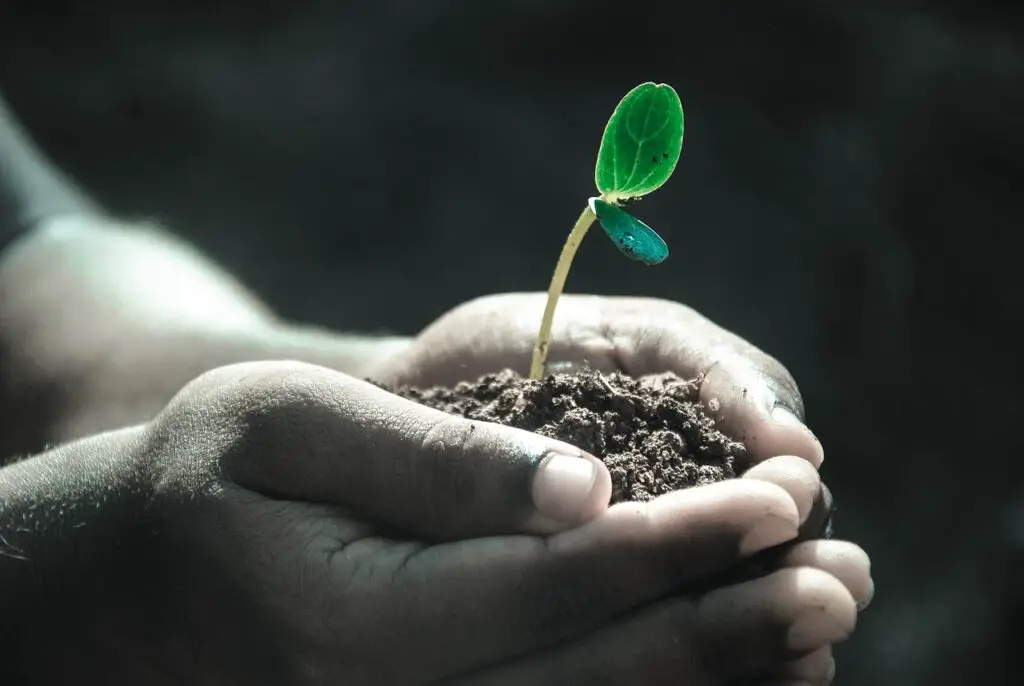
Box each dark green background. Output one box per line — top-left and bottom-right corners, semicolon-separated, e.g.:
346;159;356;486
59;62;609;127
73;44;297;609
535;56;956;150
2;1;1021;683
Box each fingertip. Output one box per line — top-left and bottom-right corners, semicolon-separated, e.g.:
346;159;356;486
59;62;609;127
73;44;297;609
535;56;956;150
774;645;834;685
728;479;803;556
784;568;859;650
694;566;856;677
738;510;801;557
652;478;801;527
781;540;874;611
698;359;823;468
743;456;822;524
702;565;858;632
770;407;825;468
739;478;804;525
571;453;613;521
529;451;611;533
647;479;801;556
589;455;614;513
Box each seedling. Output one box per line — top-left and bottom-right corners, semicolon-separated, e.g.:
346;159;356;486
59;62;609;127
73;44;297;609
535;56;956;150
528;82;685;379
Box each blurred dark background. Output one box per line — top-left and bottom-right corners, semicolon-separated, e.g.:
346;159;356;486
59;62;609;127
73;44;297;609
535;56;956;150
1;0;1022;683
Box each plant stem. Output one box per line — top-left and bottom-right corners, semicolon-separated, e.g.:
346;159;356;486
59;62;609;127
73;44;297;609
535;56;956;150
529;203;598;379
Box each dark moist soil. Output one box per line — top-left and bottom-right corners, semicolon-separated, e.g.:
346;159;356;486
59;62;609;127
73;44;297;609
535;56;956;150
387;368;833;592
388;368;750;504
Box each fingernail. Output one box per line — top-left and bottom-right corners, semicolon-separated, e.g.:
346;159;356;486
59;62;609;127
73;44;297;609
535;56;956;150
771;405;802;425
858;577;875;610
826;657;836;685
738;513;799;556
772;406;825;467
532;453;598;525
787;611;850;652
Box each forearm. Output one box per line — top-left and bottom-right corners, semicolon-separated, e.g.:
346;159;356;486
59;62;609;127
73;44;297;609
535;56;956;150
0;426;147;594
2;94;408;457
0;217;409;457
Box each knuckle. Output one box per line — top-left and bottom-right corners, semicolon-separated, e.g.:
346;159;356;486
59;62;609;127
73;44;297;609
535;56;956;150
419;415;474;453
416;416;478;511
209;361;331;427
147;362;332;486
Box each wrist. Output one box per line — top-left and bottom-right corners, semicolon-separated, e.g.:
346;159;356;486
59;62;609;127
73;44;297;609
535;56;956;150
270;322;412;378
0;426;152;678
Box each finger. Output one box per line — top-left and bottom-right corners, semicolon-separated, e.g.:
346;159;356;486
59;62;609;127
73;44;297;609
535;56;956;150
382;479;801;677
661;457;829;599
743;456;834;540
803;481;835;540
170;361;613;540
743;456;821;525
448;567;856;686
706;538;871;639
699;353;823;467
600;297;823;467
375;292;623;387
772;645;835;685
777;540;874;610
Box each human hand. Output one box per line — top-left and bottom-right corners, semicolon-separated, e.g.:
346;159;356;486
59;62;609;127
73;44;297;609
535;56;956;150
370;292;861;678
373;293;824;468
4;361;868;685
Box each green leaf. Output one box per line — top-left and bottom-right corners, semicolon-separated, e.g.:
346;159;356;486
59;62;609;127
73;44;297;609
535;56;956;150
594;82;684;202
589;197;669;265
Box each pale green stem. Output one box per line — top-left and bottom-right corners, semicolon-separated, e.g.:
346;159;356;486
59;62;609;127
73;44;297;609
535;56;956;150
529;203;599;379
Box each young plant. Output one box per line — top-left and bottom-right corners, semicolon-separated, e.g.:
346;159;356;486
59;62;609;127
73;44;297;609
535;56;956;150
528;82;686;379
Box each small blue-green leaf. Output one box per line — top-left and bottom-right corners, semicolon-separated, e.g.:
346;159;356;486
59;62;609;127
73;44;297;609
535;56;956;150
594;82;684;202
589;197;669;265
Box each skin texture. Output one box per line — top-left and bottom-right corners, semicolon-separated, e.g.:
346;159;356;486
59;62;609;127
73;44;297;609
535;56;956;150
1;368;865;685
0;219;870;685
0;97;871;684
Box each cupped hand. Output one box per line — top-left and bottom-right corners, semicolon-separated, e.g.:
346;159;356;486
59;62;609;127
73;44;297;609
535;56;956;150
373;293;824;468
50;361;867;685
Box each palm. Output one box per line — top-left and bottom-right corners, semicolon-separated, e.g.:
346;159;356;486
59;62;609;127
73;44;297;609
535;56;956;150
260;469;836;686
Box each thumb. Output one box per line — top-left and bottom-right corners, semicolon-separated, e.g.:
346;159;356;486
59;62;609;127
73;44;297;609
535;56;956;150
193;362;612;540
695;352;824;468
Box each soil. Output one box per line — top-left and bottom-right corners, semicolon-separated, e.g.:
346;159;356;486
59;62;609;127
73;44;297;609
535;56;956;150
388;368;750;503
387;367;833;590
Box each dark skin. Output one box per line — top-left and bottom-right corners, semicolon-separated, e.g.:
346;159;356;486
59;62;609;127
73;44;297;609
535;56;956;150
0;97;871;685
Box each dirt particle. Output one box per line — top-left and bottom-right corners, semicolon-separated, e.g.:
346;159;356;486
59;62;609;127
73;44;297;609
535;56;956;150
383;369;748;503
